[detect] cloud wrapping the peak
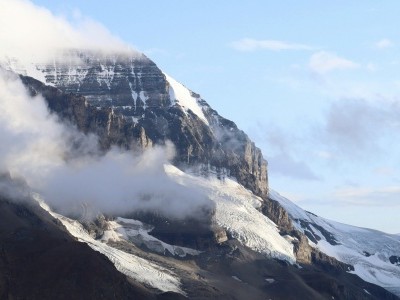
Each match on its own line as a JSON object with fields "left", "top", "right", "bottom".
{"left": 231, "top": 38, "right": 313, "bottom": 52}
{"left": 0, "top": 69, "right": 75, "bottom": 181}
{"left": 0, "top": 69, "right": 211, "bottom": 219}
{"left": 0, "top": 0, "right": 212, "bottom": 220}
{"left": 0, "top": 0, "right": 134, "bottom": 64}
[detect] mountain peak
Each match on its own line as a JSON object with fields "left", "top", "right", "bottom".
{"left": 12, "top": 50, "right": 269, "bottom": 198}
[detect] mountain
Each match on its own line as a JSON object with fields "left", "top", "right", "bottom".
{"left": 1, "top": 49, "right": 399, "bottom": 299}
{"left": 7, "top": 50, "right": 268, "bottom": 197}
{"left": 271, "top": 190, "right": 400, "bottom": 297}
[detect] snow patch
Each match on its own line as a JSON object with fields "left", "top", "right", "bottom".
{"left": 35, "top": 195, "right": 184, "bottom": 294}
{"left": 163, "top": 73, "right": 209, "bottom": 125}
{"left": 363, "top": 289, "right": 371, "bottom": 295}
{"left": 102, "top": 217, "right": 201, "bottom": 257}
{"left": 0, "top": 59, "right": 51, "bottom": 86}
{"left": 139, "top": 91, "right": 148, "bottom": 109}
{"left": 232, "top": 276, "right": 242, "bottom": 282}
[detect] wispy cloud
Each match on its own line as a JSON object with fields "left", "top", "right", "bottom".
{"left": 231, "top": 38, "right": 313, "bottom": 52}
{"left": 259, "top": 124, "right": 321, "bottom": 181}
{"left": 309, "top": 51, "right": 359, "bottom": 74}
{"left": 268, "top": 153, "right": 321, "bottom": 181}
{"left": 319, "top": 98, "right": 400, "bottom": 154}
{"left": 375, "top": 38, "right": 393, "bottom": 49}
{"left": 334, "top": 186, "right": 400, "bottom": 207}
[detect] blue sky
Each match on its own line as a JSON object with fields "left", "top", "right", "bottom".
{"left": 26, "top": 1, "right": 400, "bottom": 233}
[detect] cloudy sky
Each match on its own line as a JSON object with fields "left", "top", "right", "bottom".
{"left": 9, "top": 1, "right": 400, "bottom": 233}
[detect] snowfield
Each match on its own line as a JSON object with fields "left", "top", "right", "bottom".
{"left": 270, "top": 190, "right": 400, "bottom": 295}
{"left": 35, "top": 196, "right": 184, "bottom": 294}
{"left": 165, "top": 165, "right": 296, "bottom": 263}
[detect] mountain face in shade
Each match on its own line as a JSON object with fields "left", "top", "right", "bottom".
{"left": 1, "top": 49, "right": 399, "bottom": 300}
{"left": 0, "top": 174, "right": 157, "bottom": 300}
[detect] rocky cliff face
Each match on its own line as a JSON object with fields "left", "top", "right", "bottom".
{"left": 15, "top": 49, "right": 268, "bottom": 197}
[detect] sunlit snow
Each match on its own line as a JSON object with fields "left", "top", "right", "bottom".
{"left": 165, "top": 165, "right": 296, "bottom": 263}
{"left": 270, "top": 190, "right": 400, "bottom": 294}
{"left": 164, "top": 73, "right": 209, "bottom": 125}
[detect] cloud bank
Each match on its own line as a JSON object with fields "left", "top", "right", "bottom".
{"left": 0, "top": 0, "right": 212, "bottom": 220}
{"left": 0, "top": 69, "right": 211, "bottom": 219}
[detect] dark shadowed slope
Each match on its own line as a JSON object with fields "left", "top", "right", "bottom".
{"left": 0, "top": 176, "right": 160, "bottom": 300}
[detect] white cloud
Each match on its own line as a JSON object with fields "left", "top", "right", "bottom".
{"left": 231, "top": 38, "right": 313, "bottom": 52}
{"left": 0, "top": 69, "right": 211, "bottom": 219}
{"left": 375, "top": 38, "right": 393, "bottom": 49}
{"left": 0, "top": 1, "right": 211, "bottom": 219}
{"left": 309, "top": 51, "right": 359, "bottom": 74}
{"left": 0, "top": 69, "right": 73, "bottom": 179}
{"left": 0, "top": 0, "right": 134, "bottom": 64}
